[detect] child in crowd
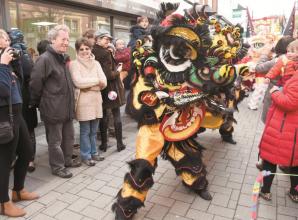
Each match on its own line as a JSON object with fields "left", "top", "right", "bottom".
{"left": 265, "top": 39, "right": 298, "bottom": 86}
{"left": 114, "top": 38, "right": 131, "bottom": 83}
{"left": 127, "top": 16, "right": 150, "bottom": 49}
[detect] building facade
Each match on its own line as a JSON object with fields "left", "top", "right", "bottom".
{"left": 0, "top": 0, "right": 160, "bottom": 57}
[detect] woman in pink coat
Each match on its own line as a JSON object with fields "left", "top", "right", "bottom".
{"left": 259, "top": 72, "right": 298, "bottom": 202}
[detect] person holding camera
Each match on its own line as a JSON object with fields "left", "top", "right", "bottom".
{"left": 7, "top": 29, "right": 38, "bottom": 173}
{"left": 0, "top": 29, "right": 38, "bottom": 217}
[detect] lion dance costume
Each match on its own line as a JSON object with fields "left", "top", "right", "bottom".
{"left": 112, "top": 3, "right": 249, "bottom": 220}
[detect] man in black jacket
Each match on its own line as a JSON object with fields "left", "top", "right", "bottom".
{"left": 30, "top": 25, "right": 81, "bottom": 178}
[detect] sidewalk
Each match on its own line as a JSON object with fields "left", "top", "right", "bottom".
{"left": 1, "top": 99, "right": 298, "bottom": 220}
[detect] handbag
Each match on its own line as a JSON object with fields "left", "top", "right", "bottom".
{"left": 0, "top": 82, "right": 14, "bottom": 144}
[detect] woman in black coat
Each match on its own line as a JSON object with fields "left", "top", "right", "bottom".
{"left": 93, "top": 32, "right": 126, "bottom": 152}
{"left": 0, "top": 31, "right": 38, "bottom": 218}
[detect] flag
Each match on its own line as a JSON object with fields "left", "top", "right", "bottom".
{"left": 283, "top": 3, "right": 296, "bottom": 36}
{"left": 246, "top": 8, "right": 255, "bottom": 38}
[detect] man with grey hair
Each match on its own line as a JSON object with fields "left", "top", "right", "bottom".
{"left": 30, "top": 24, "right": 81, "bottom": 178}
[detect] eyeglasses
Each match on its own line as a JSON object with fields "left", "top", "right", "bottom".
{"left": 79, "top": 47, "right": 90, "bottom": 51}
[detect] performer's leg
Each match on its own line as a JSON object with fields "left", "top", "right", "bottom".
{"left": 219, "top": 125, "right": 236, "bottom": 144}
{"left": 165, "top": 138, "right": 212, "bottom": 200}
{"left": 112, "top": 124, "right": 164, "bottom": 220}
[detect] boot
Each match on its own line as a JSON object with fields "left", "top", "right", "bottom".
{"left": 0, "top": 201, "right": 26, "bottom": 217}
{"left": 198, "top": 189, "right": 212, "bottom": 200}
{"left": 99, "top": 131, "right": 108, "bottom": 152}
{"left": 12, "top": 189, "right": 39, "bottom": 202}
{"left": 222, "top": 135, "right": 237, "bottom": 145}
{"left": 115, "top": 123, "right": 126, "bottom": 152}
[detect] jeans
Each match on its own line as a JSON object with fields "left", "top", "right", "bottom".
{"left": 80, "top": 119, "right": 100, "bottom": 160}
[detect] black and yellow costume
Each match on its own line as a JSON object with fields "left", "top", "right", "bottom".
{"left": 112, "top": 3, "right": 249, "bottom": 219}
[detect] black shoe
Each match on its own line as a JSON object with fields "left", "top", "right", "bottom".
{"left": 99, "top": 143, "right": 108, "bottom": 152}
{"left": 52, "top": 168, "right": 73, "bottom": 178}
{"left": 222, "top": 136, "right": 237, "bottom": 145}
{"left": 198, "top": 189, "right": 212, "bottom": 200}
{"left": 27, "top": 162, "right": 36, "bottom": 173}
{"left": 65, "top": 159, "right": 82, "bottom": 168}
{"left": 117, "top": 144, "right": 126, "bottom": 152}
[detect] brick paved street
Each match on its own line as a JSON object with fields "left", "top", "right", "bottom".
{"left": 1, "top": 99, "right": 298, "bottom": 220}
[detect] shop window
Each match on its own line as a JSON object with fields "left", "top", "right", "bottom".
{"left": 93, "top": 16, "right": 110, "bottom": 33}
{"left": 8, "top": 1, "right": 94, "bottom": 59}
{"left": 114, "top": 17, "right": 132, "bottom": 46}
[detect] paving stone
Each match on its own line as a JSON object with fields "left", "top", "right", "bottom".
{"left": 86, "top": 180, "right": 106, "bottom": 191}
{"left": 212, "top": 176, "right": 228, "bottom": 187}
{"left": 169, "top": 201, "right": 191, "bottom": 216}
{"left": 68, "top": 183, "right": 87, "bottom": 194}
{"left": 229, "top": 173, "right": 244, "bottom": 183}
{"left": 231, "top": 189, "right": 240, "bottom": 201}
{"left": 23, "top": 202, "right": 45, "bottom": 218}
{"left": 81, "top": 206, "right": 107, "bottom": 219}
{"left": 92, "top": 194, "right": 114, "bottom": 209}
{"left": 213, "top": 216, "right": 231, "bottom": 220}
{"left": 57, "top": 192, "right": 80, "bottom": 204}
{"left": 42, "top": 201, "right": 68, "bottom": 216}
{"left": 55, "top": 209, "right": 83, "bottom": 220}
{"left": 226, "top": 181, "right": 242, "bottom": 190}
{"left": 98, "top": 186, "right": 119, "bottom": 197}
{"left": 164, "top": 213, "right": 192, "bottom": 220}
{"left": 94, "top": 173, "right": 114, "bottom": 182}
{"left": 258, "top": 204, "right": 277, "bottom": 220}
{"left": 277, "top": 206, "right": 298, "bottom": 218}
{"left": 211, "top": 193, "right": 230, "bottom": 207}
{"left": 68, "top": 198, "right": 92, "bottom": 212}
{"left": 209, "top": 185, "right": 232, "bottom": 196}
{"left": 77, "top": 189, "right": 102, "bottom": 201}
{"left": 170, "top": 191, "right": 196, "bottom": 204}
{"left": 54, "top": 182, "right": 76, "bottom": 193}
{"left": 207, "top": 204, "right": 235, "bottom": 218}
{"left": 238, "top": 194, "right": 252, "bottom": 207}
{"left": 277, "top": 214, "right": 296, "bottom": 220}
{"left": 146, "top": 204, "right": 169, "bottom": 220}
{"left": 186, "top": 209, "right": 214, "bottom": 220}
{"left": 150, "top": 195, "right": 175, "bottom": 207}
{"left": 37, "top": 191, "right": 61, "bottom": 205}
{"left": 228, "top": 200, "right": 237, "bottom": 209}
{"left": 30, "top": 213, "right": 55, "bottom": 220}
{"left": 69, "top": 174, "right": 90, "bottom": 184}
{"left": 156, "top": 185, "right": 175, "bottom": 197}
{"left": 234, "top": 204, "right": 252, "bottom": 220}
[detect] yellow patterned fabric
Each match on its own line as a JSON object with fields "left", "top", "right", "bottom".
{"left": 121, "top": 182, "right": 147, "bottom": 202}
{"left": 167, "top": 143, "right": 185, "bottom": 161}
{"left": 180, "top": 172, "right": 198, "bottom": 185}
{"left": 136, "top": 124, "right": 165, "bottom": 166}
{"left": 201, "top": 111, "right": 223, "bottom": 129}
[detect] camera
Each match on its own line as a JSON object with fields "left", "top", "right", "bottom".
{"left": 8, "top": 48, "right": 21, "bottom": 59}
